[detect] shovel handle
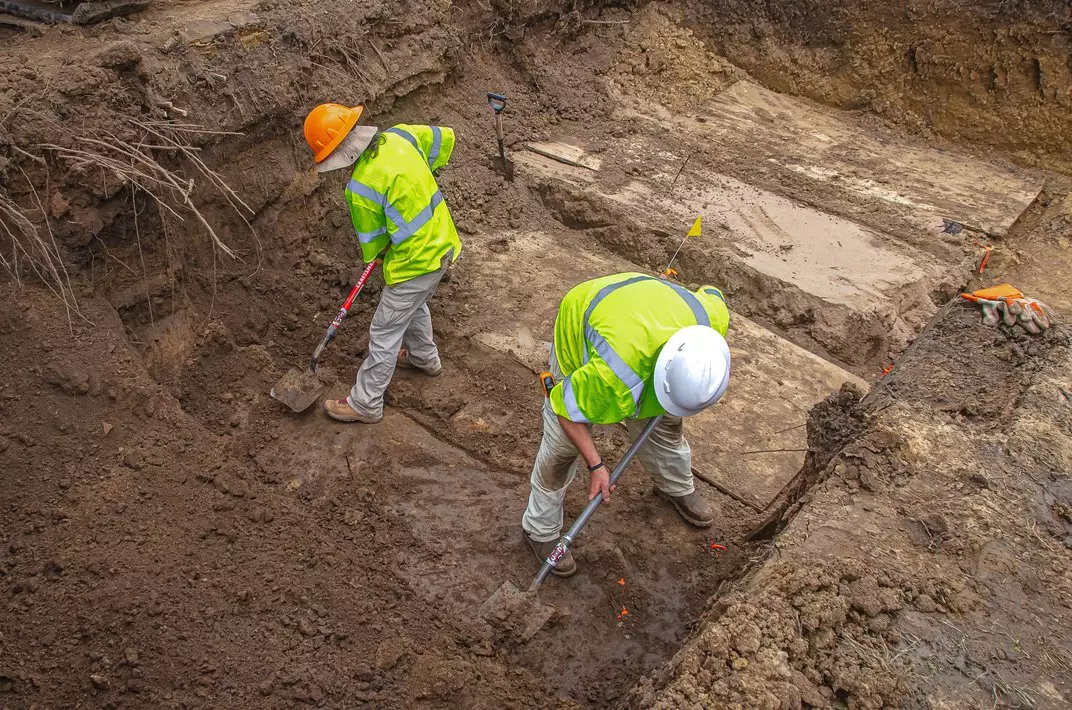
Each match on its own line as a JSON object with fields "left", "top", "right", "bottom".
{"left": 494, "top": 113, "right": 505, "bottom": 145}
{"left": 309, "top": 259, "right": 379, "bottom": 370}
{"left": 531, "top": 415, "right": 664, "bottom": 589}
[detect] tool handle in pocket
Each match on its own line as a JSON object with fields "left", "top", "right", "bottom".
{"left": 539, "top": 371, "right": 555, "bottom": 398}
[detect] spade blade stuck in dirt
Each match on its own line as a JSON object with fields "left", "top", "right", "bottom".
{"left": 270, "top": 366, "right": 329, "bottom": 413}
{"left": 487, "top": 92, "right": 515, "bottom": 180}
{"left": 479, "top": 581, "right": 556, "bottom": 643}
{"left": 270, "top": 260, "right": 379, "bottom": 412}
{"left": 479, "top": 417, "right": 662, "bottom": 641}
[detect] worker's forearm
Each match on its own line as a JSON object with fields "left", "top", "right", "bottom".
{"left": 557, "top": 415, "right": 601, "bottom": 467}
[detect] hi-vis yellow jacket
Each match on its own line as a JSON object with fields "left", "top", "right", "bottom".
{"left": 345, "top": 124, "right": 461, "bottom": 285}
{"left": 550, "top": 273, "right": 730, "bottom": 424}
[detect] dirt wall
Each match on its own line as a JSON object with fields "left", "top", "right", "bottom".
{"left": 677, "top": 0, "right": 1072, "bottom": 171}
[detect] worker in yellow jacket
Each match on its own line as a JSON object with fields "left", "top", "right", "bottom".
{"left": 303, "top": 103, "right": 462, "bottom": 423}
{"left": 522, "top": 273, "right": 731, "bottom": 575}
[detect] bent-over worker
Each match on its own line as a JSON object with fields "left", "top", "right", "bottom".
{"left": 303, "top": 103, "right": 462, "bottom": 423}
{"left": 522, "top": 272, "right": 731, "bottom": 575}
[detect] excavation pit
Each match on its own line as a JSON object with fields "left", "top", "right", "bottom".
{"left": 1, "top": 1, "right": 1071, "bottom": 708}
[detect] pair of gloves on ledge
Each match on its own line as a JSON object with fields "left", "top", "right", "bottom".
{"left": 962, "top": 284, "right": 1052, "bottom": 334}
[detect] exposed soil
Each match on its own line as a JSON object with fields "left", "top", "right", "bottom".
{"left": 677, "top": 0, "right": 1072, "bottom": 172}
{"left": 1, "top": 0, "right": 1071, "bottom": 708}
{"left": 630, "top": 306, "right": 1072, "bottom": 710}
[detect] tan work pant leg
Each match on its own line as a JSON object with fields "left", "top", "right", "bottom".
{"left": 347, "top": 253, "right": 450, "bottom": 418}
{"left": 520, "top": 349, "right": 696, "bottom": 543}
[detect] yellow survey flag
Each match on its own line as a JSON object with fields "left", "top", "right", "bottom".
{"left": 687, "top": 216, "right": 702, "bottom": 238}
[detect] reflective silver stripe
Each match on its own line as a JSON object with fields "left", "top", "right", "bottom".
{"left": 347, "top": 179, "right": 406, "bottom": 231}
{"left": 664, "top": 281, "right": 710, "bottom": 327}
{"left": 356, "top": 226, "right": 387, "bottom": 244}
{"left": 429, "top": 126, "right": 442, "bottom": 168}
{"left": 704, "top": 287, "right": 725, "bottom": 303}
{"left": 585, "top": 324, "right": 644, "bottom": 410}
{"left": 385, "top": 127, "right": 420, "bottom": 154}
{"left": 347, "top": 179, "right": 443, "bottom": 245}
{"left": 561, "top": 374, "right": 588, "bottom": 423}
{"left": 580, "top": 275, "right": 712, "bottom": 414}
{"left": 390, "top": 190, "right": 443, "bottom": 244}
{"left": 582, "top": 275, "right": 651, "bottom": 364}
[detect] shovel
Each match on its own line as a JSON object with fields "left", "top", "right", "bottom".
{"left": 480, "top": 415, "right": 663, "bottom": 641}
{"left": 270, "top": 259, "right": 379, "bottom": 412}
{"left": 487, "top": 92, "right": 515, "bottom": 181}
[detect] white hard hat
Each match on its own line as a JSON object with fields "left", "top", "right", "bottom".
{"left": 654, "top": 325, "right": 731, "bottom": 417}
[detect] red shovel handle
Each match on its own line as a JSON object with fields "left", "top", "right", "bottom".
{"left": 310, "top": 259, "right": 379, "bottom": 370}
{"left": 341, "top": 259, "right": 378, "bottom": 314}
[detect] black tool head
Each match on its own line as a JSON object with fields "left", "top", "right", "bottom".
{"left": 487, "top": 92, "right": 508, "bottom": 114}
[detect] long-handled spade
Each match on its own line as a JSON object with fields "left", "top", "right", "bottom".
{"left": 270, "top": 259, "right": 379, "bottom": 412}
{"left": 480, "top": 415, "right": 663, "bottom": 641}
{"left": 487, "top": 92, "right": 515, "bottom": 181}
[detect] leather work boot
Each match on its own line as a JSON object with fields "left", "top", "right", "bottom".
{"left": 397, "top": 348, "right": 442, "bottom": 377}
{"left": 523, "top": 531, "right": 576, "bottom": 577}
{"left": 657, "top": 489, "right": 715, "bottom": 527}
{"left": 323, "top": 399, "right": 383, "bottom": 424}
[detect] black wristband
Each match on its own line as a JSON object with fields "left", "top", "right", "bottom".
{"left": 587, "top": 460, "right": 605, "bottom": 472}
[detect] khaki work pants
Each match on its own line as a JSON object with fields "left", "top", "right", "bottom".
{"left": 521, "top": 348, "right": 695, "bottom": 543}
{"left": 347, "top": 252, "right": 451, "bottom": 418}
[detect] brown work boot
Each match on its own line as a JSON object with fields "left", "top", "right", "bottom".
{"left": 523, "top": 531, "right": 576, "bottom": 577}
{"left": 323, "top": 399, "right": 383, "bottom": 424}
{"left": 657, "top": 489, "right": 715, "bottom": 528}
{"left": 397, "top": 348, "right": 442, "bottom": 377}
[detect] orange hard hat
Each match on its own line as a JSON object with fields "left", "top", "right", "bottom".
{"left": 304, "top": 103, "right": 365, "bottom": 163}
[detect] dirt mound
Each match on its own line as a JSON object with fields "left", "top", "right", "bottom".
{"left": 0, "top": 284, "right": 569, "bottom": 707}
{"left": 611, "top": 4, "right": 745, "bottom": 113}
{"left": 628, "top": 304, "right": 1072, "bottom": 708}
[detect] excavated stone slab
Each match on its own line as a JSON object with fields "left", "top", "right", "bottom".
{"left": 466, "top": 230, "right": 864, "bottom": 510}
{"left": 579, "top": 166, "right": 927, "bottom": 312}
{"left": 688, "top": 314, "right": 866, "bottom": 510}
{"left": 515, "top": 148, "right": 937, "bottom": 305}
{"left": 514, "top": 119, "right": 996, "bottom": 370}
{"left": 693, "top": 81, "right": 1044, "bottom": 237}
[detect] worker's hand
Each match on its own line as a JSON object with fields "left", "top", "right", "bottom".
{"left": 588, "top": 464, "right": 613, "bottom": 502}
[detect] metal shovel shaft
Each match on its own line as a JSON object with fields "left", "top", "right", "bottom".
{"left": 531, "top": 415, "right": 664, "bottom": 588}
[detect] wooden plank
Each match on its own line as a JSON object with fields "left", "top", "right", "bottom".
{"left": 525, "top": 141, "right": 602, "bottom": 171}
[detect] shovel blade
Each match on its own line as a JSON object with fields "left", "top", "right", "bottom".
{"left": 270, "top": 366, "right": 327, "bottom": 413}
{"left": 490, "top": 153, "right": 516, "bottom": 181}
{"left": 479, "top": 581, "right": 556, "bottom": 642}
{"left": 500, "top": 156, "right": 516, "bottom": 181}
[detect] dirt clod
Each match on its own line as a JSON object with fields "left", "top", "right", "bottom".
{"left": 375, "top": 638, "right": 408, "bottom": 671}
